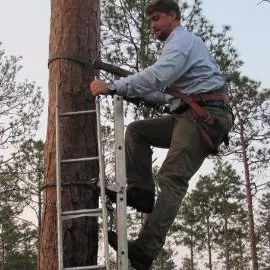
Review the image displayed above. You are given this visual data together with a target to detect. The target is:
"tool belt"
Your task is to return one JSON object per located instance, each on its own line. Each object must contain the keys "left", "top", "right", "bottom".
{"left": 167, "top": 88, "right": 231, "bottom": 155}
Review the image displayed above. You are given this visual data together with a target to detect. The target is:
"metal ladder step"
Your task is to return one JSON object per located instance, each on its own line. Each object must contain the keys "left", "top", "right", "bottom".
{"left": 60, "top": 110, "right": 96, "bottom": 117}
{"left": 64, "top": 265, "right": 106, "bottom": 270}
{"left": 61, "top": 156, "right": 99, "bottom": 164}
{"left": 62, "top": 208, "right": 103, "bottom": 221}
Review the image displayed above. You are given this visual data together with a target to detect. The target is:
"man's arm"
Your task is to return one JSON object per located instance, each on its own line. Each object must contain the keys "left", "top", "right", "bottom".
{"left": 89, "top": 28, "right": 190, "bottom": 100}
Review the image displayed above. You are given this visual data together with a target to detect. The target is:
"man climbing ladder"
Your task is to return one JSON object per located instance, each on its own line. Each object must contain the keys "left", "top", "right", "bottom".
{"left": 90, "top": 0, "right": 233, "bottom": 269}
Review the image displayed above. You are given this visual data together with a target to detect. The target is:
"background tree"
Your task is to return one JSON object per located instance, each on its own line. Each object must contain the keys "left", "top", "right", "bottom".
{"left": 179, "top": 257, "right": 199, "bottom": 270}
{"left": 0, "top": 172, "right": 37, "bottom": 269}
{"left": 172, "top": 195, "right": 203, "bottom": 269}
{"left": 174, "top": 160, "right": 250, "bottom": 269}
{"left": 258, "top": 0, "right": 270, "bottom": 4}
{"left": 228, "top": 73, "right": 270, "bottom": 270}
{"left": 4, "top": 139, "right": 44, "bottom": 227}
{"left": 152, "top": 242, "right": 177, "bottom": 270}
{"left": 2, "top": 139, "right": 44, "bottom": 267}
{"left": 210, "top": 160, "right": 250, "bottom": 270}
{"left": 40, "top": 1, "right": 101, "bottom": 269}
{"left": 187, "top": 175, "right": 218, "bottom": 270}
{"left": 0, "top": 43, "right": 44, "bottom": 164}
{"left": 257, "top": 184, "right": 270, "bottom": 269}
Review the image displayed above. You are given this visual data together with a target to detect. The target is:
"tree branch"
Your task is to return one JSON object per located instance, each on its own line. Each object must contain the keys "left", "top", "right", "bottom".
{"left": 257, "top": 0, "right": 270, "bottom": 5}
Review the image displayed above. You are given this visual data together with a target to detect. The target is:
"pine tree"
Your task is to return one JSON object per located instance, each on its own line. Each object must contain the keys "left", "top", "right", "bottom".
{"left": 179, "top": 257, "right": 199, "bottom": 270}
{"left": 174, "top": 160, "right": 250, "bottom": 269}
{"left": 4, "top": 140, "right": 44, "bottom": 226}
{"left": 40, "top": 1, "right": 101, "bottom": 268}
{"left": 172, "top": 195, "right": 203, "bottom": 269}
{"left": 228, "top": 73, "right": 270, "bottom": 270}
{"left": 0, "top": 173, "right": 37, "bottom": 269}
{"left": 211, "top": 159, "right": 250, "bottom": 270}
{"left": 0, "top": 43, "right": 44, "bottom": 164}
{"left": 2, "top": 139, "right": 44, "bottom": 267}
{"left": 257, "top": 184, "right": 270, "bottom": 269}
{"left": 152, "top": 242, "right": 177, "bottom": 269}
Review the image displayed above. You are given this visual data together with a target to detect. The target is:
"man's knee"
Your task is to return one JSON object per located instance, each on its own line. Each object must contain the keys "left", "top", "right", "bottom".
{"left": 126, "top": 120, "right": 143, "bottom": 134}
{"left": 125, "top": 120, "right": 146, "bottom": 143}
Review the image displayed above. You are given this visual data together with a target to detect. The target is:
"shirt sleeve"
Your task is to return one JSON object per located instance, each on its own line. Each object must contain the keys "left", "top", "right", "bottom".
{"left": 114, "top": 30, "right": 191, "bottom": 100}
{"left": 114, "top": 80, "right": 171, "bottom": 104}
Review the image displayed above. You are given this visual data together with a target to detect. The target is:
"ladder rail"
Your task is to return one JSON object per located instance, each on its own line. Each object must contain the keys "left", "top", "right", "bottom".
{"left": 96, "top": 96, "right": 110, "bottom": 270}
{"left": 114, "top": 94, "right": 128, "bottom": 269}
{"left": 56, "top": 81, "right": 64, "bottom": 270}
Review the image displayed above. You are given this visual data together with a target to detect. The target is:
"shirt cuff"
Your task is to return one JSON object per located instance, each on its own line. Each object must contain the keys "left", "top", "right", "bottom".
{"left": 113, "top": 78, "right": 129, "bottom": 96}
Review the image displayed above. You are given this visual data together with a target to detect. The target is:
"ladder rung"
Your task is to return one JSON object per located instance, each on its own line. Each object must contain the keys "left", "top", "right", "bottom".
{"left": 64, "top": 265, "right": 106, "bottom": 270}
{"left": 62, "top": 208, "right": 103, "bottom": 220}
{"left": 60, "top": 110, "right": 96, "bottom": 117}
{"left": 61, "top": 157, "right": 99, "bottom": 164}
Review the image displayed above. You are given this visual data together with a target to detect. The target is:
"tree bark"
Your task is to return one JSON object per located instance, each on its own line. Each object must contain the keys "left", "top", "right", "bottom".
{"left": 39, "top": 1, "right": 100, "bottom": 269}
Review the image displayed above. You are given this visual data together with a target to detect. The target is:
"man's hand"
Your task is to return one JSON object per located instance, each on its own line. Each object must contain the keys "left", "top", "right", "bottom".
{"left": 89, "top": 79, "right": 110, "bottom": 96}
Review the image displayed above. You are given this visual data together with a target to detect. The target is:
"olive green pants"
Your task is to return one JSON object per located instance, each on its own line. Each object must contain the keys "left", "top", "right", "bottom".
{"left": 125, "top": 107, "right": 233, "bottom": 259}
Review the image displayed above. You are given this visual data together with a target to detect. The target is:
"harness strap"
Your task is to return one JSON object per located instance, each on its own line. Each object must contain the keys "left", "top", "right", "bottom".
{"left": 167, "top": 88, "right": 229, "bottom": 152}
{"left": 166, "top": 89, "right": 228, "bottom": 124}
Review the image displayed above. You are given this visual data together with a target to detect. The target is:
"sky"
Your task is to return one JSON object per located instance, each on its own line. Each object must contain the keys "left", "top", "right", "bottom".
{"left": 0, "top": 0, "right": 269, "bottom": 141}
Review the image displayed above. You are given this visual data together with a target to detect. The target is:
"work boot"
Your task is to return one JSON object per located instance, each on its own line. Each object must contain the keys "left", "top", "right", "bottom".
{"left": 108, "top": 231, "right": 153, "bottom": 270}
{"left": 105, "top": 186, "right": 155, "bottom": 213}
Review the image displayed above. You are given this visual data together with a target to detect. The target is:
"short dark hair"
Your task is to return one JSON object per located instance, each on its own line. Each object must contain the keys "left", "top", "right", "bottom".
{"left": 145, "top": 0, "right": 181, "bottom": 21}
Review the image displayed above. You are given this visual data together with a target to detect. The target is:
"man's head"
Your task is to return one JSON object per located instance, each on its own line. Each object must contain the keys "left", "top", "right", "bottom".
{"left": 145, "top": 0, "right": 181, "bottom": 41}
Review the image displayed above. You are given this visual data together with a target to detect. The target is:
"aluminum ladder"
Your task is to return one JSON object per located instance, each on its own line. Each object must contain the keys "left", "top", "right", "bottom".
{"left": 55, "top": 81, "right": 128, "bottom": 270}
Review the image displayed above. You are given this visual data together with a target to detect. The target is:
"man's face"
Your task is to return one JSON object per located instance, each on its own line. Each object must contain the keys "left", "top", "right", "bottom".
{"left": 147, "top": 11, "right": 178, "bottom": 41}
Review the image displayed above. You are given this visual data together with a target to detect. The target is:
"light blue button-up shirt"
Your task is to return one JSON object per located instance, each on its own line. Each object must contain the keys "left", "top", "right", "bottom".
{"left": 114, "top": 26, "right": 225, "bottom": 105}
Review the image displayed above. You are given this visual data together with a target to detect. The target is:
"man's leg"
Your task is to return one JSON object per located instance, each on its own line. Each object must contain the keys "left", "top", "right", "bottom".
{"left": 108, "top": 115, "right": 175, "bottom": 268}
{"left": 125, "top": 115, "right": 174, "bottom": 193}
{"left": 106, "top": 115, "right": 174, "bottom": 213}
{"left": 134, "top": 108, "right": 233, "bottom": 259}
{"left": 134, "top": 110, "right": 208, "bottom": 259}
{"left": 105, "top": 115, "right": 174, "bottom": 212}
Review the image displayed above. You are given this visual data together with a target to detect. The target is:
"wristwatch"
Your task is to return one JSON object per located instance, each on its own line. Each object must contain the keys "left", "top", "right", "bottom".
{"left": 108, "top": 82, "right": 117, "bottom": 96}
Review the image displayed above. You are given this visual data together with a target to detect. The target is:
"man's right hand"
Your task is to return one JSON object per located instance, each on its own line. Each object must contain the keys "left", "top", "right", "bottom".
{"left": 89, "top": 79, "right": 110, "bottom": 96}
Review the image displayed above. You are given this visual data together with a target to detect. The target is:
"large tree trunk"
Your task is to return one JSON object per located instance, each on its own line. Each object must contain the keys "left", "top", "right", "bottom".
{"left": 39, "top": 1, "right": 100, "bottom": 269}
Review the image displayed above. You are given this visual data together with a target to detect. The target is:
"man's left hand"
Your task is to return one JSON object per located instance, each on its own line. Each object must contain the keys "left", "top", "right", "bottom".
{"left": 89, "top": 79, "right": 110, "bottom": 96}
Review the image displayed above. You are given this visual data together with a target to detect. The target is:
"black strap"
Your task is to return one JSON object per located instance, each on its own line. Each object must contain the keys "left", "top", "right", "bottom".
{"left": 48, "top": 51, "right": 93, "bottom": 67}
